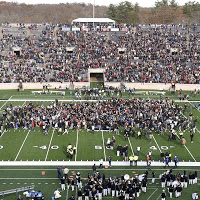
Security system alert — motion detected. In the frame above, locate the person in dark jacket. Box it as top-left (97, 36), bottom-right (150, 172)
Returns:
top-left (161, 190), bottom-right (166, 200)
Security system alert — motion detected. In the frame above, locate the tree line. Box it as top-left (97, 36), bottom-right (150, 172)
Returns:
top-left (107, 0), bottom-right (200, 24)
top-left (0, 0), bottom-right (199, 24)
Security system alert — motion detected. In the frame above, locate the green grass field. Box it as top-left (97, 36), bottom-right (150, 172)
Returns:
top-left (0, 89), bottom-right (200, 199)
top-left (1, 127), bottom-right (200, 162)
top-left (0, 166), bottom-right (200, 200)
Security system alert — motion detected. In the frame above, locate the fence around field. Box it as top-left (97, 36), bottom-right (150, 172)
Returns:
top-left (0, 82), bottom-right (200, 91)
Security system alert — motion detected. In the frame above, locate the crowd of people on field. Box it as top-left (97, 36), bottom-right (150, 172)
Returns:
top-left (0, 23), bottom-right (200, 84)
top-left (0, 98), bottom-right (196, 139)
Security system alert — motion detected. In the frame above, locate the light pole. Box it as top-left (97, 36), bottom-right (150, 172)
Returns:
top-left (93, 0), bottom-right (95, 28)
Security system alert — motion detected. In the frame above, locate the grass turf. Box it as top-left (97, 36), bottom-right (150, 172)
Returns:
top-left (0, 166), bottom-right (200, 200)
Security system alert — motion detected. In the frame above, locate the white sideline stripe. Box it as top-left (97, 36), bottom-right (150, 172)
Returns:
top-left (175, 133), bottom-right (196, 162)
top-left (0, 99), bottom-right (200, 102)
top-left (14, 130), bottom-right (30, 161)
top-left (102, 131), bottom-right (106, 161)
top-left (45, 129), bottom-right (55, 161)
top-left (75, 130), bottom-right (79, 162)
top-left (152, 134), bottom-right (161, 153)
top-left (0, 99), bottom-right (102, 102)
top-left (1, 168), bottom-right (200, 171)
top-left (147, 188), bottom-right (158, 200)
top-left (128, 137), bottom-right (134, 155)
top-left (1, 161), bottom-right (200, 166)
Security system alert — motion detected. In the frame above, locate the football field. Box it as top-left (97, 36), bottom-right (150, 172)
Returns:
top-left (0, 90), bottom-right (200, 163)
top-left (1, 126), bottom-right (200, 163)
top-left (0, 89), bottom-right (200, 199)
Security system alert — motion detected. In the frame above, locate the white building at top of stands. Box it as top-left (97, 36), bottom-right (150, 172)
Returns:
top-left (71, 18), bottom-right (115, 25)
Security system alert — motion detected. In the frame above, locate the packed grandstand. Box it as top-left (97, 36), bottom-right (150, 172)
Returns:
top-left (0, 21), bottom-right (200, 200)
top-left (1, 23), bottom-right (200, 84)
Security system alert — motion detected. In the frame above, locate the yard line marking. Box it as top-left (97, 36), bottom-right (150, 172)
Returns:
top-left (21, 101), bottom-right (26, 107)
top-left (180, 108), bottom-right (200, 134)
top-left (175, 133), bottom-right (196, 162)
top-left (45, 129), bottom-right (55, 161)
top-left (147, 188), bottom-right (158, 200)
top-left (75, 186), bottom-right (77, 200)
top-left (0, 101), bottom-right (7, 110)
top-left (128, 137), bottom-right (134, 155)
top-left (152, 134), bottom-right (162, 153)
top-left (66, 188), bottom-right (68, 200)
top-left (75, 130), bottom-right (79, 162)
top-left (0, 129), bottom-right (6, 138)
top-left (156, 193), bottom-right (161, 200)
top-left (187, 102), bottom-right (200, 134)
top-left (102, 131), bottom-right (106, 161)
top-left (14, 130), bottom-right (30, 161)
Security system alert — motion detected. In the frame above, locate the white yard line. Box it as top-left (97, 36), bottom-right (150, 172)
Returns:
top-left (21, 101), bottom-right (26, 107)
top-left (128, 137), bottom-right (134, 155)
top-left (0, 94), bottom-right (15, 110)
top-left (75, 186), bottom-right (77, 200)
top-left (0, 129), bottom-right (6, 138)
top-left (175, 133), bottom-right (196, 162)
top-left (180, 110), bottom-right (200, 134)
top-left (156, 193), bottom-right (161, 200)
top-left (102, 131), bottom-right (106, 161)
top-left (0, 101), bottom-right (8, 110)
top-left (14, 130), bottom-right (30, 161)
top-left (2, 94), bottom-right (6, 99)
top-left (147, 188), bottom-right (158, 200)
top-left (66, 188), bottom-right (68, 200)
top-left (188, 101), bottom-right (199, 112)
top-left (45, 129), bottom-right (55, 161)
top-left (152, 134), bottom-right (162, 153)
top-left (75, 130), bottom-right (79, 161)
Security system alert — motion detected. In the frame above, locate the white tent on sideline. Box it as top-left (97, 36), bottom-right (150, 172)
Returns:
top-left (71, 18), bottom-right (115, 25)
